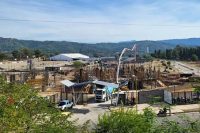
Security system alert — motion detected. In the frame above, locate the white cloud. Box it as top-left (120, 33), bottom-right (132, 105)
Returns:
top-left (0, 0), bottom-right (200, 42)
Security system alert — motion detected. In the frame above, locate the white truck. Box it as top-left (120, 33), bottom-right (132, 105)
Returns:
top-left (57, 100), bottom-right (73, 111)
top-left (95, 88), bottom-right (109, 102)
top-left (94, 81), bottom-right (118, 102)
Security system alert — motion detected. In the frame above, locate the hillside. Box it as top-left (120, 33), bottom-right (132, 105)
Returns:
top-left (162, 38), bottom-right (200, 46)
top-left (0, 37), bottom-right (107, 57)
top-left (0, 37), bottom-right (199, 57)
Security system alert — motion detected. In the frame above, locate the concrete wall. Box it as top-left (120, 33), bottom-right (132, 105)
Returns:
top-left (164, 90), bottom-right (172, 104)
top-left (138, 89), bottom-right (164, 104)
top-left (61, 92), bottom-right (88, 104)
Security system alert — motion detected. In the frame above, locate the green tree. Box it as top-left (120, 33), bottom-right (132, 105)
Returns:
top-left (34, 49), bottom-right (42, 58)
top-left (194, 86), bottom-right (200, 99)
top-left (191, 54), bottom-right (198, 61)
top-left (143, 54), bottom-right (154, 61)
top-left (12, 50), bottom-right (21, 60)
top-left (160, 51), bottom-right (166, 59)
top-left (0, 77), bottom-right (77, 133)
top-left (73, 61), bottom-right (84, 69)
top-left (0, 52), bottom-right (7, 61)
top-left (172, 49), bottom-right (179, 59)
top-left (166, 49), bottom-right (172, 59)
top-left (152, 45), bottom-right (200, 61)
top-left (20, 48), bottom-right (33, 59)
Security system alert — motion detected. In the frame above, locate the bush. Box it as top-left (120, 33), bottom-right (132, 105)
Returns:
top-left (167, 61), bottom-right (171, 66)
top-left (95, 107), bottom-right (200, 133)
top-left (191, 54), bottom-right (198, 61)
top-left (73, 61), bottom-right (84, 69)
top-left (96, 108), bottom-right (155, 133)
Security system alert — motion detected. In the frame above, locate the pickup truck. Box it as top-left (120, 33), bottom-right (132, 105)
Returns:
top-left (57, 100), bottom-right (73, 111)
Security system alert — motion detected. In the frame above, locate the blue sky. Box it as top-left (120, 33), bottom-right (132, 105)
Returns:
top-left (0, 0), bottom-right (200, 42)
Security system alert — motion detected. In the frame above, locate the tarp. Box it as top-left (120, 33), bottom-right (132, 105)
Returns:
top-left (93, 80), bottom-right (119, 88)
top-left (60, 80), bottom-right (92, 88)
top-left (50, 54), bottom-right (73, 61)
top-left (60, 80), bottom-right (75, 87)
top-left (50, 53), bottom-right (89, 61)
top-left (61, 80), bottom-right (119, 88)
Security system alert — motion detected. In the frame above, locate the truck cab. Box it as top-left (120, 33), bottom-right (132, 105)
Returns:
top-left (95, 88), bottom-right (107, 102)
top-left (93, 80), bottom-right (119, 102)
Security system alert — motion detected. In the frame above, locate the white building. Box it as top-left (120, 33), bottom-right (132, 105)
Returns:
top-left (50, 53), bottom-right (89, 61)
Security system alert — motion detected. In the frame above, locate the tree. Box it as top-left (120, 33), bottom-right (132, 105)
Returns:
top-left (20, 48), bottom-right (32, 59)
top-left (166, 49), bottom-right (172, 59)
top-left (0, 52), bottom-right (7, 61)
top-left (152, 45), bottom-right (200, 61)
top-left (34, 49), bottom-right (42, 58)
top-left (12, 50), bottom-right (21, 60)
top-left (73, 61), bottom-right (84, 69)
top-left (0, 77), bottom-right (77, 133)
top-left (160, 52), bottom-right (166, 59)
top-left (172, 49), bottom-right (179, 59)
top-left (191, 54), bottom-right (198, 61)
top-left (143, 54), bottom-right (154, 61)
top-left (194, 86), bottom-right (200, 99)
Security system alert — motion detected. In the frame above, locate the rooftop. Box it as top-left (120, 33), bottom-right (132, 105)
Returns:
top-left (61, 53), bottom-right (89, 59)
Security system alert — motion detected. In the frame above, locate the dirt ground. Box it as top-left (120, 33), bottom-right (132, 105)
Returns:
top-left (141, 60), bottom-right (180, 74)
top-left (65, 96), bottom-right (200, 126)
top-left (182, 61), bottom-right (200, 69)
top-left (69, 98), bottom-right (111, 125)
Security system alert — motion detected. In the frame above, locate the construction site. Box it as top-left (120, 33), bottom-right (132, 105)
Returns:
top-left (0, 48), bottom-right (200, 124)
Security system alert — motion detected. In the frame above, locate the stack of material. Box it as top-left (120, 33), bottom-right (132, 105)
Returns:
top-left (120, 86), bottom-right (129, 91)
top-left (157, 80), bottom-right (166, 87)
top-left (83, 84), bottom-right (92, 93)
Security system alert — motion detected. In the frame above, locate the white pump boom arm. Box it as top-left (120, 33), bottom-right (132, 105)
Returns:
top-left (116, 44), bottom-right (136, 83)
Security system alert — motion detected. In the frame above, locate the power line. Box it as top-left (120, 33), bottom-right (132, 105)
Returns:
top-left (0, 18), bottom-right (200, 28)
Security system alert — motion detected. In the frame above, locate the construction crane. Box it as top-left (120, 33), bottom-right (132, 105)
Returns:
top-left (115, 44), bottom-right (137, 106)
top-left (116, 44), bottom-right (137, 83)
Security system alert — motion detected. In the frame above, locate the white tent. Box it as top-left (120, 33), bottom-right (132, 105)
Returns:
top-left (50, 53), bottom-right (89, 61)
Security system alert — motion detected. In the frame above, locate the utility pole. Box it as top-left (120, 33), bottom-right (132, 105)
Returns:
top-left (132, 75), bottom-right (138, 112)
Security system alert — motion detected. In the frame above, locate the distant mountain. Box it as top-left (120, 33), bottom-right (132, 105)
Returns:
top-left (0, 37), bottom-right (107, 57)
top-left (0, 37), bottom-right (199, 57)
top-left (162, 38), bottom-right (200, 46)
top-left (95, 40), bottom-right (175, 54)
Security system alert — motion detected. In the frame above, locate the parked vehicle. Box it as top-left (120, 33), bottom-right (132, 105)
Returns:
top-left (94, 81), bottom-right (118, 102)
top-left (57, 100), bottom-right (73, 111)
top-left (95, 87), bottom-right (110, 102)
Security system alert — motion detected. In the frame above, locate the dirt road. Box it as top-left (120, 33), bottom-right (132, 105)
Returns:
top-left (174, 61), bottom-right (200, 76)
